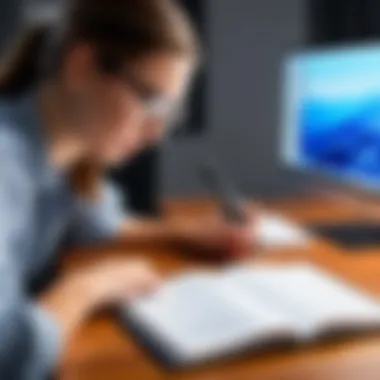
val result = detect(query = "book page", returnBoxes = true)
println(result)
[226,265,380,339]
[126,272,293,363]
[257,214,310,248]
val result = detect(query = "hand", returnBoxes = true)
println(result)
[72,258,162,306]
[178,207,257,259]
[40,258,162,337]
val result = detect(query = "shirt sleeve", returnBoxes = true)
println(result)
[70,181,127,245]
[0,299,61,380]
[25,305,62,380]
[0,129,62,380]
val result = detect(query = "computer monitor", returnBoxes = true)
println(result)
[280,43,380,249]
[281,43,380,193]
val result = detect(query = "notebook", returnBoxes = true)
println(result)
[120,264,380,368]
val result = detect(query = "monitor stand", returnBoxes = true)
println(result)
[310,222,380,250]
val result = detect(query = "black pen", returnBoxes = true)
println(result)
[198,155,247,224]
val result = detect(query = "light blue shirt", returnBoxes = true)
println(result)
[0,92,126,380]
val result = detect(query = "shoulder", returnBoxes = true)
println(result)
[0,97,40,183]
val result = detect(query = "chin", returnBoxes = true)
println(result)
[103,151,136,168]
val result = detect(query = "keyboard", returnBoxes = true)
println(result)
[311,223,380,250]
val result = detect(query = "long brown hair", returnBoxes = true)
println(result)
[0,0,199,198]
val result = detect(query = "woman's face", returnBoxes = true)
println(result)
[63,45,194,166]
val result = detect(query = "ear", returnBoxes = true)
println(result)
[62,43,99,93]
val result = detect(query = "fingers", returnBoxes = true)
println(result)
[225,223,255,258]
[120,259,163,301]
[77,257,164,305]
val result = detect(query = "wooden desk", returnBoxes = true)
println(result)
[58,198,380,380]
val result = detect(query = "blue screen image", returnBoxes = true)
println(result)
[285,45,380,189]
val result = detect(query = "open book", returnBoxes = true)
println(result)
[120,264,380,368]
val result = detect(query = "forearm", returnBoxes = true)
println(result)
[120,216,255,258]
[120,218,188,246]
[120,217,231,254]
[39,275,96,339]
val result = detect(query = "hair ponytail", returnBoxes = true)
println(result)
[0,0,200,98]
[0,24,50,97]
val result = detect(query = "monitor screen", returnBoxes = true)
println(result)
[281,43,380,191]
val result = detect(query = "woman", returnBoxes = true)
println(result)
[0,0,255,378]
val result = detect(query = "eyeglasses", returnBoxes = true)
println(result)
[122,73,185,128]
[99,54,186,129]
